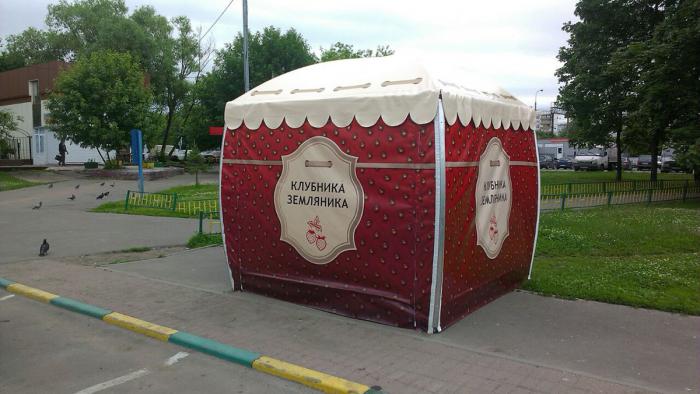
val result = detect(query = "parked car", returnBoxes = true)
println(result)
[200,149,221,163]
[609,156,633,171]
[661,159,689,173]
[554,157,573,169]
[539,154,556,169]
[637,155,662,171]
[148,145,190,161]
[572,148,608,171]
[621,156,633,170]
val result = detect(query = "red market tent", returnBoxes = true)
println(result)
[219,56,539,333]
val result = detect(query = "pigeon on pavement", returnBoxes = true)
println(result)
[104,191,110,196]
[96,192,105,200]
[75,184,80,189]
[100,182,105,186]
[39,239,49,256]
[110,182,115,187]
[48,183,53,189]
[68,194,76,200]
[32,201,42,210]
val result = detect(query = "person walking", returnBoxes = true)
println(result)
[58,139,68,166]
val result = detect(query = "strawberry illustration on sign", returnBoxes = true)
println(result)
[306,216,327,251]
[488,214,499,243]
[306,216,320,244]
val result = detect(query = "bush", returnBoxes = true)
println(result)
[103,160,122,170]
[0,139,16,159]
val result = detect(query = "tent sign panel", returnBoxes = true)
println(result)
[274,136,364,264]
[475,137,512,259]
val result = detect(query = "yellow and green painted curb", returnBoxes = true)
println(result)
[0,277,382,394]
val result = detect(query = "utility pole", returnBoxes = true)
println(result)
[242,0,250,92]
[534,89,543,111]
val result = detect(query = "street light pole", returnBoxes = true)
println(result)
[242,0,250,92]
[534,89,543,111]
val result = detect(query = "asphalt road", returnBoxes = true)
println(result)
[0,172,217,264]
[0,171,308,394]
[0,284,310,394]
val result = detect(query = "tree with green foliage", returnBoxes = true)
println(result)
[319,42,394,62]
[154,16,204,160]
[0,29,67,71]
[46,50,151,163]
[46,1,212,160]
[556,0,668,181]
[45,0,130,60]
[198,26,317,128]
[0,109,20,138]
[0,109,22,159]
[184,147,208,186]
[612,0,699,181]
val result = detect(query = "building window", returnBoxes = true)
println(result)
[34,128,45,153]
[29,80,41,127]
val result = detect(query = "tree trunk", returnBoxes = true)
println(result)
[615,128,622,182]
[159,106,175,161]
[96,148,106,164]
[195,170,199,186]
[650,132,659,183]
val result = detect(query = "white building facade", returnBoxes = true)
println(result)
[0,61,105,166]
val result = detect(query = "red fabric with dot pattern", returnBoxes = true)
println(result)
[221,118,435,330]
[440,122,538,329]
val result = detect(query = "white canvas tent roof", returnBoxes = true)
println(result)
[224,56,535,131]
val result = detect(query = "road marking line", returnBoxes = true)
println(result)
[0,294,15,301]
[164,351,189,366]
[74,369,150,394]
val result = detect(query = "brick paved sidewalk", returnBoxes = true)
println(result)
[0,259,663,394]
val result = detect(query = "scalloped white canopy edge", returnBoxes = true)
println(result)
[224,56,535,131]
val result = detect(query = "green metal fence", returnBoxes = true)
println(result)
[125,190,177,210]
[198,210,221,235]
[541,184,700,211]
[124,190,218,215]
[176,199,218,215]
[541,179,696,195]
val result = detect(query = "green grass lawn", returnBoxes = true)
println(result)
[539,169,693,184]
[0,172,39,191]
[93,183,218,218]
[524,200,700,314]
[187,233,223,248]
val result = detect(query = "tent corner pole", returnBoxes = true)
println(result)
[427,99,446,334]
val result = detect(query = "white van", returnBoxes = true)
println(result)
[147,145,190,161]
[572,147,608,171]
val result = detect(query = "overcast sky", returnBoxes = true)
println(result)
[0,0,578,110]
